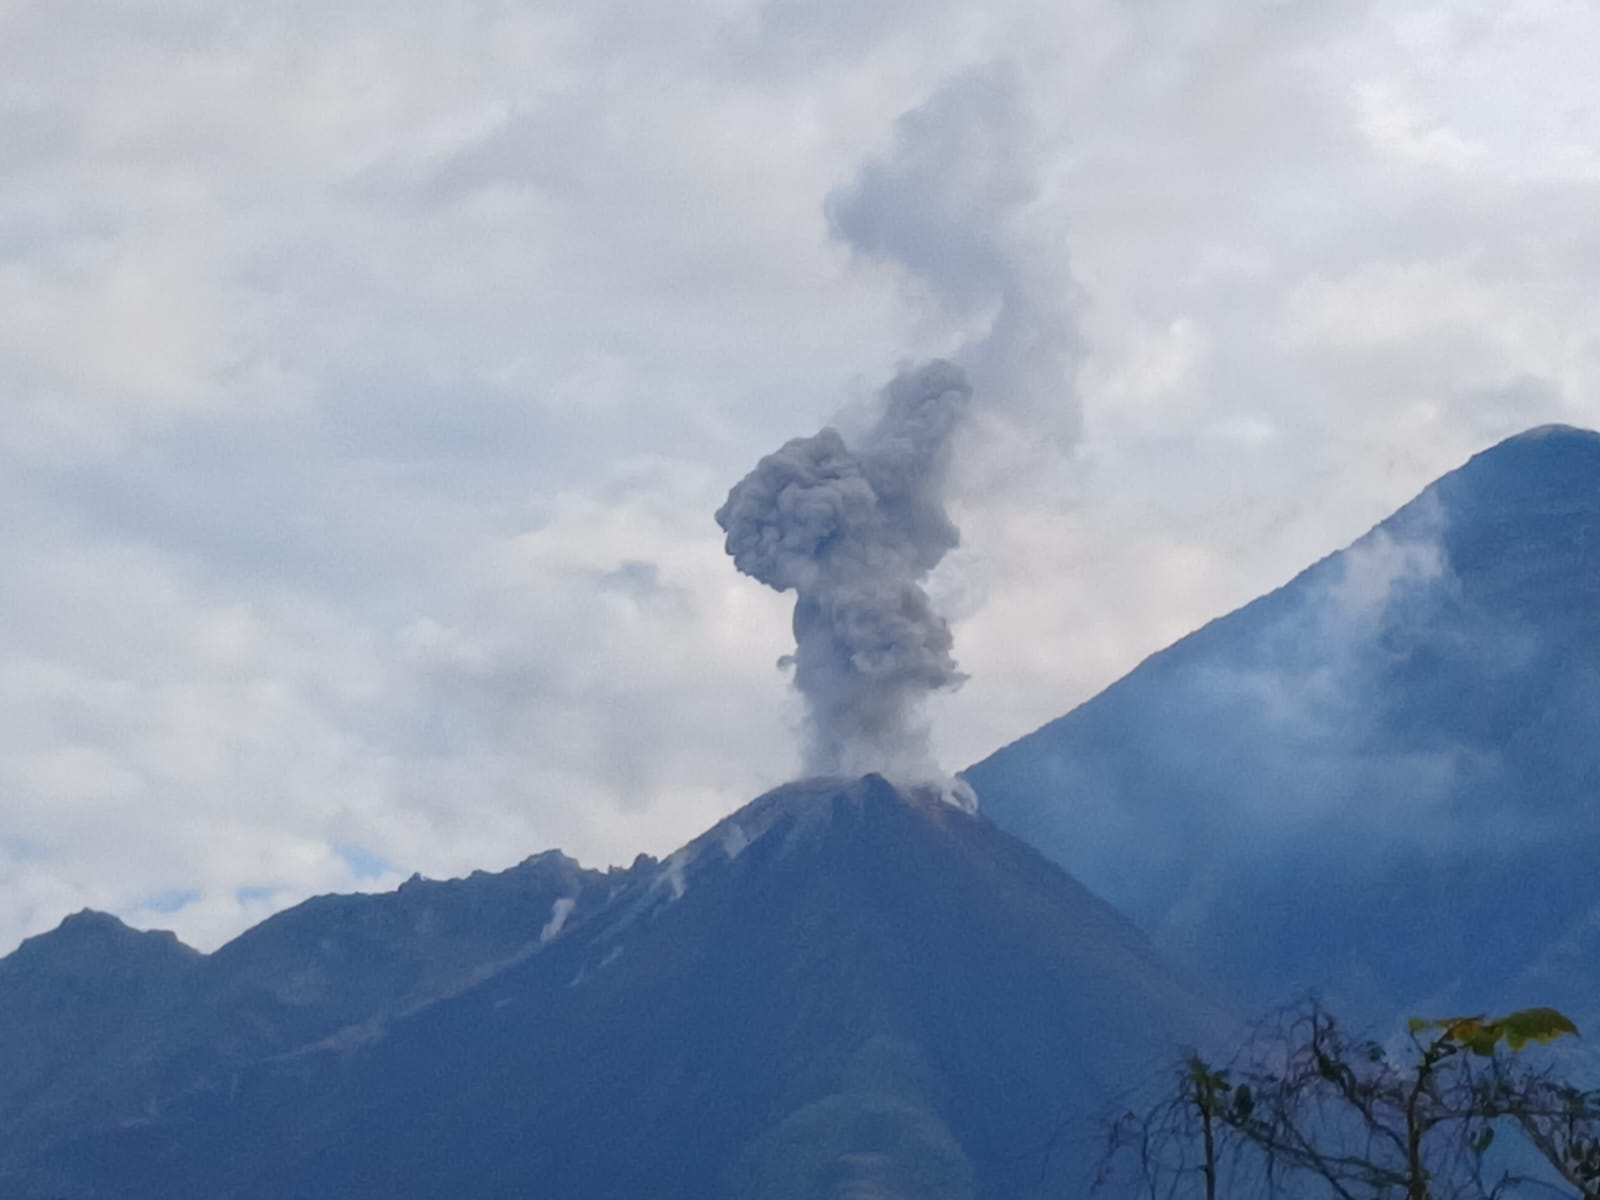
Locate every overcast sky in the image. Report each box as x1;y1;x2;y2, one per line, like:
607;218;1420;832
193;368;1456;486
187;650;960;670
2;0;1597;953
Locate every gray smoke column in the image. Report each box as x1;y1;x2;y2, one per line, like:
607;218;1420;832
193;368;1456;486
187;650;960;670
825;65;1078;450
715;66;1075;798
715;360;971;781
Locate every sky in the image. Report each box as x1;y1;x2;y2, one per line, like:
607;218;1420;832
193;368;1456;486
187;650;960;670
2;0;1599;953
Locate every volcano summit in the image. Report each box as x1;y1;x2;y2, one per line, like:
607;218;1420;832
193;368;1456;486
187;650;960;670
0;776;1226;1200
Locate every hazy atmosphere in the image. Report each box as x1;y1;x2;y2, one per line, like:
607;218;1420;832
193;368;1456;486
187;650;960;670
4;0;1600;953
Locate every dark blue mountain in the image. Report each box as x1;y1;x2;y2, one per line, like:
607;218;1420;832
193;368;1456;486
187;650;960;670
4;777;1228;1200
0;849;625;1167
12;426;1588;1194
0;911;201;1135
965;425;1600;1023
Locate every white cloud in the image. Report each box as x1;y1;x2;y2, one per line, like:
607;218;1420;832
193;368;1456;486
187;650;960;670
1;0;1598;952
1354;80;1484;171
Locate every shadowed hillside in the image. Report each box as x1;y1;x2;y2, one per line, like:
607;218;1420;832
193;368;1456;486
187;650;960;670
966;426;1600;1024
4;777;1229;1200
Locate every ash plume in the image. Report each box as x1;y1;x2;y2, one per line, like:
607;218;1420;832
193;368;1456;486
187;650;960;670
716;66;1076;792
715;360;971;779
826;65;1079;448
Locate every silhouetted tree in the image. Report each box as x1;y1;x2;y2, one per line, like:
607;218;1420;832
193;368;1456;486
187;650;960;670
1099;1001;1600;1200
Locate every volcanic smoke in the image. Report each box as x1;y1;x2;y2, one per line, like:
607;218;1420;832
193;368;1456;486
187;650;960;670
716;359;971;782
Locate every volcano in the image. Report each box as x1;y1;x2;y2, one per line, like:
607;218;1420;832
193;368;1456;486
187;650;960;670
2;776;1227;1200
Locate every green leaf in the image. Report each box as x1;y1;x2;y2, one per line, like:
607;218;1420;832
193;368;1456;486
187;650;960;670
1496;1007;1580;1051
1467;1030;1500;1057
1431;1015;1491;1050
1449;1017;1485;1039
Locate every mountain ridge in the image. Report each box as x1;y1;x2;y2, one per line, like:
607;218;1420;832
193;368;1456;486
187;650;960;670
964;424;1600;1020
6;424;1597;1195
0;846;643;1164
2;775;1230;1200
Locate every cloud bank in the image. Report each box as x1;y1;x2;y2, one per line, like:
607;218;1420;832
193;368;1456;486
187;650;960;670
2;0;1600;953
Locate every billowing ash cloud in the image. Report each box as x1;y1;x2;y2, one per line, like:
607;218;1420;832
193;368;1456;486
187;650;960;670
715;360;971;779
716;66;1076;793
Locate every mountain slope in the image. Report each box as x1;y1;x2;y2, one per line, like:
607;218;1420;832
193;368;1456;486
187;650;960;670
13;777;1230;1200
0;912;200;1133
964;425;1600;1020
0;849;631;1164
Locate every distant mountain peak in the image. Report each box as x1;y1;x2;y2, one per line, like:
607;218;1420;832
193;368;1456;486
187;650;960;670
1429;423;1600;517
56;908;129;935
1498;422;1600;445
671;773;978;879
5;909;197;971
579;774;997;968
733;772;974;826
